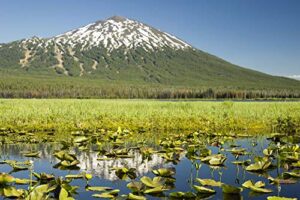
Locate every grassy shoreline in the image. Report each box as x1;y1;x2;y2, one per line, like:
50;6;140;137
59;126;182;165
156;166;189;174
0;99;299;133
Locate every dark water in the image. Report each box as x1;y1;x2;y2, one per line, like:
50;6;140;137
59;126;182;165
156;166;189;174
0;136;299;199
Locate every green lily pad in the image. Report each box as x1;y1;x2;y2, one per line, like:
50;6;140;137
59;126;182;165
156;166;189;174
196;178;222;187
23;151;40;158
283;172;300;178
169;191;196;199
249;186;272;193
127;181;144;193
127;193;146;200
59;188;75;200
201;154;227;166
15;178;36;185
65;174;84;179
222;184;243;194
33;172;55;181
92;189;119;199
144;186;167;194
263;149;274;157
152;168;175;177
246;158;272;171
242;180;265;188
193;185;216;194
86;186;112;192
267;196;297;200
0;173;15;185
25;184;49;200
140;176;164;188
3;186;24;198
60;160;80;167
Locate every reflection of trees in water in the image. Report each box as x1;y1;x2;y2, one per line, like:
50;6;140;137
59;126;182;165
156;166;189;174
0;144;168;181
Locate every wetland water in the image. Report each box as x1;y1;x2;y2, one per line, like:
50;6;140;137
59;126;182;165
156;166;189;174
0;131;299;199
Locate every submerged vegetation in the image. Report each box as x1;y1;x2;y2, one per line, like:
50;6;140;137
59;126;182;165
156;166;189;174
0;99;299;133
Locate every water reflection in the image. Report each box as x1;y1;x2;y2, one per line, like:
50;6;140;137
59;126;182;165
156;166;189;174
0;136;299;200
78;151;168;180
0;143;169;181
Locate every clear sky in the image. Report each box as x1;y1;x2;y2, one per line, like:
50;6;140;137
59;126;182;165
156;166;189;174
1;0;299;77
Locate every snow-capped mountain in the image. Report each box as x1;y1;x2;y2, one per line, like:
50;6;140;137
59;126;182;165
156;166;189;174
0;16;195;76
0;15;299;94
53;16;191;51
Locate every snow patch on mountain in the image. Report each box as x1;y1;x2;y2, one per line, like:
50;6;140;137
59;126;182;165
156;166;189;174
52;16;191;52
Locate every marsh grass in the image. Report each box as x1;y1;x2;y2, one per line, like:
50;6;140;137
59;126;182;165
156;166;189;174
0;99;299;134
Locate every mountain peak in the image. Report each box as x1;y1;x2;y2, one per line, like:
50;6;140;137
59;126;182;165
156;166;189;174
52;16;191;52
107;15;127;22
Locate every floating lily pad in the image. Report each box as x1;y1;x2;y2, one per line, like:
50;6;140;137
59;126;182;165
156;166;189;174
196;178;222;187
169;191;196;199
144;186;167;194
0;173;15;185
127;181;144;193
3;186;25;198
86;186;112;192
140;176;164;188
127;193;146;200
249;186;272;193
222;184;243;194
92;189;119;199
283;171;300;178
193;185;216;194
22;151;40;158
152;168;175;177
246;157;272;171
267;196;297;200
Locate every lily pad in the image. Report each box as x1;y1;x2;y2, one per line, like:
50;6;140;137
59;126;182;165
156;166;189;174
267;197;297;200
152;168;175;177
127;193;146;200
249;186;272;193
193;185;216;194
169;191;196;199
196;178;222;187
283;171;300;178
0;173;15;185
140;176;164;188
222;184;243;194
127;182;144;193
144;186;167;194
246;158;272;171
3;187;24;198
86;186;112;192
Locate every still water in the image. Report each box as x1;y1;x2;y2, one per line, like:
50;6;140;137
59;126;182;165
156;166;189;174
0;136;299;199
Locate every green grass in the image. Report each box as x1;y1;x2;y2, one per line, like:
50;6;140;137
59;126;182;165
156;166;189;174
0;99;299;133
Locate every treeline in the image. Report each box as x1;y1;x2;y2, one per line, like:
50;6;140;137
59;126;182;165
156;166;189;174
1;82;299;99
1;73;300;99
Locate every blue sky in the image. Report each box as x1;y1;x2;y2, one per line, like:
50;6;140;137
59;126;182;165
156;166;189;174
0;0;299;76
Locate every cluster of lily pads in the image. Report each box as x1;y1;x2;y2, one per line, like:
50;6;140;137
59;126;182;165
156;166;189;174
0;127;299;199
